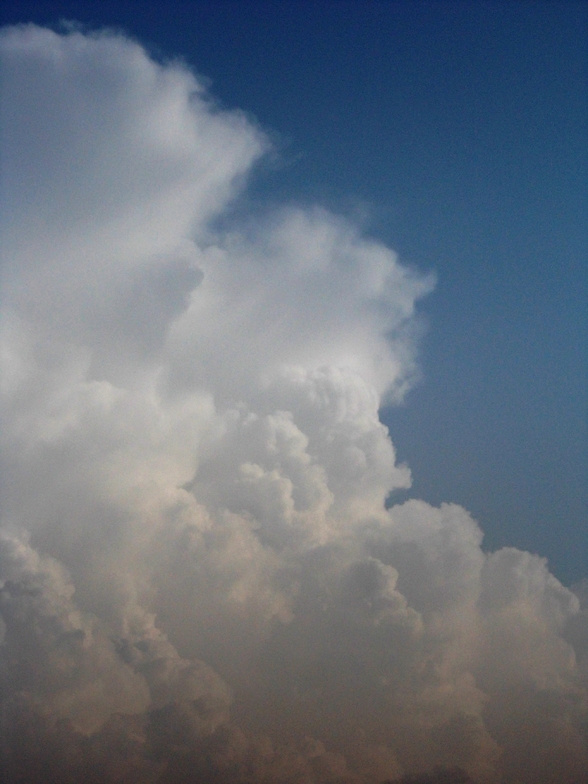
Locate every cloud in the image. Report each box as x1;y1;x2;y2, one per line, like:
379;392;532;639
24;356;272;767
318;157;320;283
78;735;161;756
0;25;586;783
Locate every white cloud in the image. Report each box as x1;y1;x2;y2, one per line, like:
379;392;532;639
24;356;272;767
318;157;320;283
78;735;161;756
0;25;586;784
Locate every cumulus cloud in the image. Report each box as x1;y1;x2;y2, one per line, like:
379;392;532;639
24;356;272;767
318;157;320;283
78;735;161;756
0;25;586;783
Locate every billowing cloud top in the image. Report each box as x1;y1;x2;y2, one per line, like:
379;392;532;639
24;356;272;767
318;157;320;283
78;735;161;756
1;25;586;784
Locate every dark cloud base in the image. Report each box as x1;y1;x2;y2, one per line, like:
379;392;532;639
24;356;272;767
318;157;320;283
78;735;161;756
2;697;473;784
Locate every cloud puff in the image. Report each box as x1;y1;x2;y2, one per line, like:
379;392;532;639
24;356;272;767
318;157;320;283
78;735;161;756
0;25;586;783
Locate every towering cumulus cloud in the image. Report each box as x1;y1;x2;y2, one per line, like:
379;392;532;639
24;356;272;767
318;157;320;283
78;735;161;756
0;26;586;784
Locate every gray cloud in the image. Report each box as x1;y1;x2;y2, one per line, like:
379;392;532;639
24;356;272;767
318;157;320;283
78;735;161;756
0;25;586;783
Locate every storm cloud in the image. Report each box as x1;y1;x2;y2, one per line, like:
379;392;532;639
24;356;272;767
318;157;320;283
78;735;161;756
0;25;586;783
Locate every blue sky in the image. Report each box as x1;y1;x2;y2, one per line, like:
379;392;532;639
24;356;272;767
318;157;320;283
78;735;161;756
3;0;586;586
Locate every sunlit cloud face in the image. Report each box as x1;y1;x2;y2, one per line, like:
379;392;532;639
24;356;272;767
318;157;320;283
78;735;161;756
0;25;586;784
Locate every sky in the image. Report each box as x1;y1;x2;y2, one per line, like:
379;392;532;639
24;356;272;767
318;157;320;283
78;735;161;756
0;3;587;784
